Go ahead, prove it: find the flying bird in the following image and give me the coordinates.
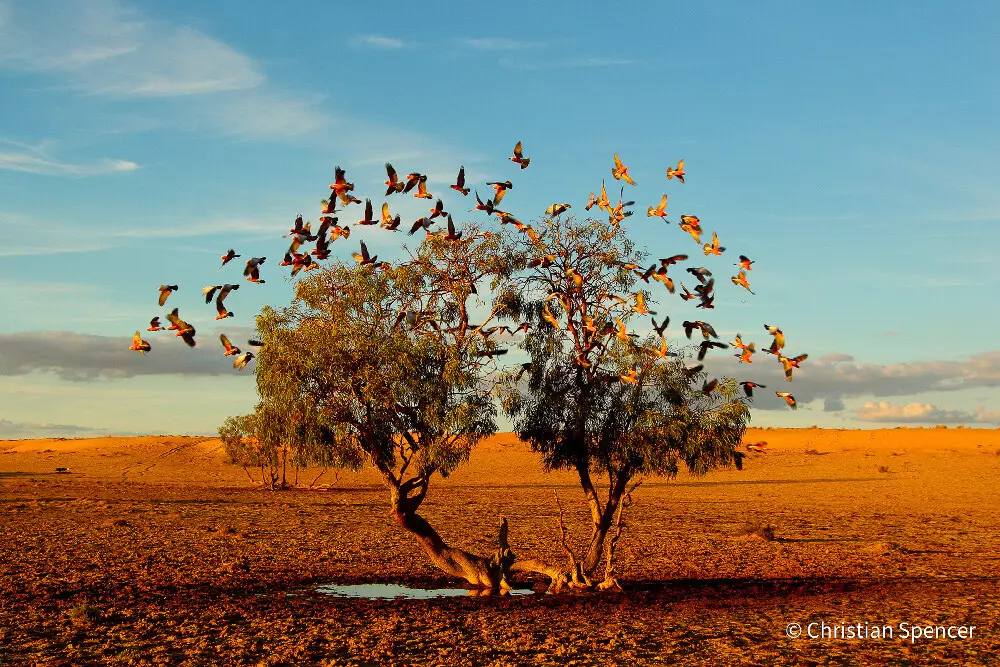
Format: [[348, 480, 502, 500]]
[[444, 214, 462, 241], [702, 231, 725, 256], [779, 353, 808, 381], [384, 163, 405, 195], [380, 202, 401, 230], [651, 315, 670, 336], [202, 285, 223, 304], [233, 351, 255, 371], [472, 191, 497, 215], [157, 285, 178, 307], [666, 159, 685, 183], [403, 172, 424, 194], [659, 254, 688, 268], [686, 266, 712, 285], [165, 308, 196, 347], [737, 255, 754, 271], [682, 364, 704, 381], [648, 335, 677, 360], [647, 194, 668, 219], [545, 203, 571, 216], [510, 141, 530, 169], [429, 198, 448, 220], [147, 317, 164, 332], [632, 291, 655, 315], [409, 217, 432, 236], [244, 257, 266, 283], [776, 391, 797, 409], [414, 176, 433, 200], [698, 340, 728, 361], [476, 349, 509, 359], [352, 241, 378, 266], [451, 166, 470, 195], [220, 249, 240, 267], [764, 324, 785, 350], [358, 199, 377, 225], [129, 331, 151, 354], [683, 320, 719, 339], [739, 381, 766, 399], [330, 167, 358, 205], [679, 215, 702, 243], [611, 153, 636, 186], [214, 283, 239, 320], [732, 271, 754, 294], [619, 368, 640, 385], [219, 333, 241, 357]]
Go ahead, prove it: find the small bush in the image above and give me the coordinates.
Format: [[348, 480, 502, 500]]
[[741, 518, 777, 541], [804, 448, 821, 455], [67, 601, 101, 625], [877, 465, 890, 473]]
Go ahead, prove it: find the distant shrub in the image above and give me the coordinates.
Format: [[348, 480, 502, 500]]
[[877, 465, 890, 473], [804, 448, 821, 455], [67, 601, 101, 625], [741, 517, 777, 541]]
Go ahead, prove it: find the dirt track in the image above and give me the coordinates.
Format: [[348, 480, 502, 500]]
[[2, 428, 998, 665]]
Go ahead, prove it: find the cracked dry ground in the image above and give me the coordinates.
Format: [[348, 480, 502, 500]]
[[1, 428, 999, 665]]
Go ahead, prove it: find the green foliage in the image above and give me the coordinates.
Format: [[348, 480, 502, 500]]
[[221, 228, 519, 483], [500, 214, 750, 480]]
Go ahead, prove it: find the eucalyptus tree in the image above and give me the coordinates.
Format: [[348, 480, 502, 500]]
[[219, 226, 531, 589], [497, 213, 751, 590]]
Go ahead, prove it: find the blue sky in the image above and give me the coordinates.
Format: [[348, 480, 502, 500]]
[[1, 0, 999, 437]]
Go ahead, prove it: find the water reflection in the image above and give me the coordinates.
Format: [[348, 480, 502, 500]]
[[316, 583, 537, 600]]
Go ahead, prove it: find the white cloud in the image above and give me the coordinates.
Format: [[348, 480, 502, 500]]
[[0, 0, 327, 140], [351, 35, 406, 49], [0, 1, 262, 97], [856, 401, 1000, 425]]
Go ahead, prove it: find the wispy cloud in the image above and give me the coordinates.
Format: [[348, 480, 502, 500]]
[[0, 0, 327, 139], [498, 56, 637, 71], [350, 34, 407, 49], [857, 401, 1000, 425], [0, 2, 262, 97], [0, 147, 139, 176], [458, 37, 540, 51]]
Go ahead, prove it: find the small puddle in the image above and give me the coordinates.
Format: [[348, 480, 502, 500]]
[[317, 583, 537, 600]]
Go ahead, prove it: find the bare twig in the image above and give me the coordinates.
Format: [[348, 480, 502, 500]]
[[308, 467, 330, 489], [553, 490, 580, 578]]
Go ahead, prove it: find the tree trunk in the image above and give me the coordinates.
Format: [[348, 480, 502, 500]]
[[382, 472, 504, 590], [578, 468, 631, 576]]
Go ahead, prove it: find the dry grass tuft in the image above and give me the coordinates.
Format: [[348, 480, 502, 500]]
[[740, 517, 777, 541]]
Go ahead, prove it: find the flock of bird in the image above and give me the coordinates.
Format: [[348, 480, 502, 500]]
[[128, 255, 264, 370], [128, 141, 805, 414]]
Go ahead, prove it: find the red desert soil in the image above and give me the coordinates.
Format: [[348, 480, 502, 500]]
[[1, 427, 999, 665]]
